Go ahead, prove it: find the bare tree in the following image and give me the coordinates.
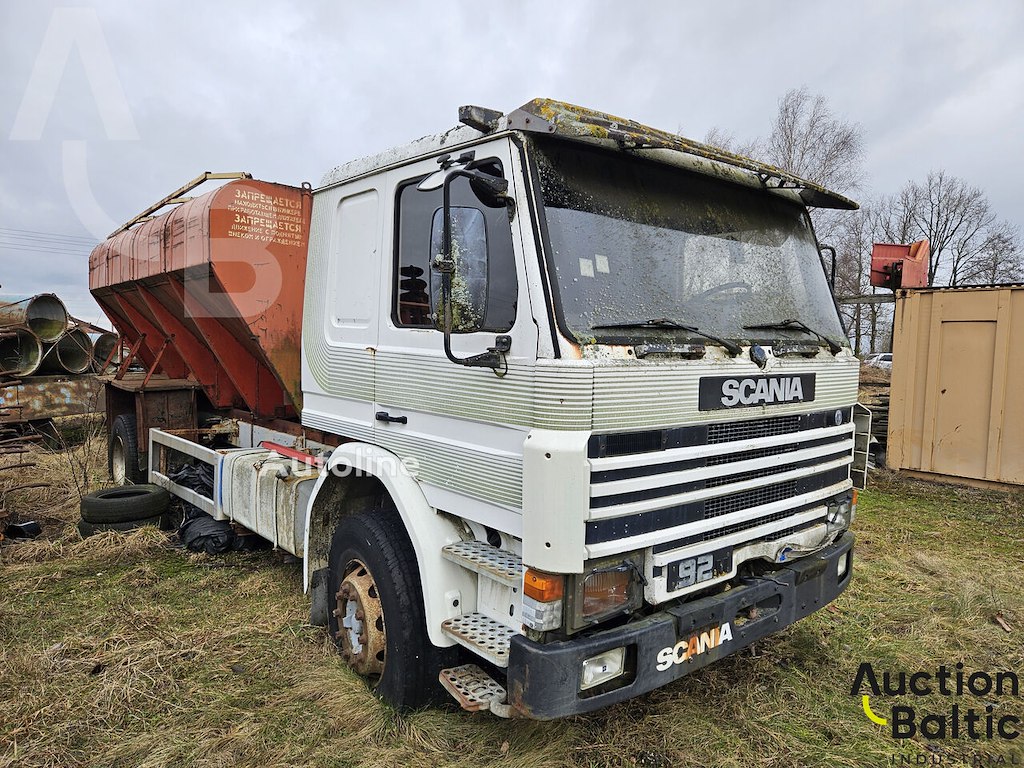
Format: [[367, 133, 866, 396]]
[[700, 87, 870, 344], [701, 87, 864, 196], [701, 126, 761, 159], [763, 87, 865, 196], [701, 87, 866, 251], [967, 224, 1023, 284], [834, 210, 870, 352]]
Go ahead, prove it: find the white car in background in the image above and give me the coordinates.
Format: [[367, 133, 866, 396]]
[[864, 352, 892, 370]]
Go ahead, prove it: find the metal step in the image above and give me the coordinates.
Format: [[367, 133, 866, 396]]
[[441, 539, 523, 587], [439, 664, 507, 712], [441, 612, 516, 667]]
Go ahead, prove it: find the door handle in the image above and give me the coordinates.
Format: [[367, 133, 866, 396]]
[[375, 411, 408, 425]]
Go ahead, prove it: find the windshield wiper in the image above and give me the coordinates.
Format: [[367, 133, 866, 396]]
[[743, 319, 843, 354], [592, 318, 742, 356]]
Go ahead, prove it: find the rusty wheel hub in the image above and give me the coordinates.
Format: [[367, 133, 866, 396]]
[[333, 559, 385, 677]]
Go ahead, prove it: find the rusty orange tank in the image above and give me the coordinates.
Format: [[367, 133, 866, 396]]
[[89, 176, 312, 418]]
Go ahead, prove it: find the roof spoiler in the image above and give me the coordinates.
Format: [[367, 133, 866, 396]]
[[461, 98, 859, 211]]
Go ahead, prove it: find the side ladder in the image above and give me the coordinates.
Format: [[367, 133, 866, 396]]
[[437, 539, 524, 716]]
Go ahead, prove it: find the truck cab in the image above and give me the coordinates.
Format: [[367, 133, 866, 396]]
[[300, 99, 862, 717]]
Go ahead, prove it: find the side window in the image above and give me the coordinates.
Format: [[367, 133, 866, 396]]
[[394, 160, 517, 332]]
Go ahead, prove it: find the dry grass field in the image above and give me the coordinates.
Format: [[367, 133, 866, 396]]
[[1, 433, 1022, 768]]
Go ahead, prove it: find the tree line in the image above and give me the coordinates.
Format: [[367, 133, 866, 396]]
[[703, 87, 1021, 354]]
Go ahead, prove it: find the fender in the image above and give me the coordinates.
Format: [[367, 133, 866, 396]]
[[302, 441, 476, 647]]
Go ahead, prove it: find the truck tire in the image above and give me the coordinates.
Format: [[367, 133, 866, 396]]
[[327, 503, 457, 711], [77, 514, 164, 537], [108, 413, 145, 485], [80, 484, 170, 524]]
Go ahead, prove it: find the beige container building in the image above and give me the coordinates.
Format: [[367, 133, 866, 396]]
[[887, 284, 1024, 489]]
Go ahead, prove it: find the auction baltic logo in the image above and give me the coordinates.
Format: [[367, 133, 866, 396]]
[[852, 662, 1020, 743]]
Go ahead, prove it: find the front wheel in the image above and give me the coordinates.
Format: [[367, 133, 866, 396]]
[[327, 504, 456, 711]]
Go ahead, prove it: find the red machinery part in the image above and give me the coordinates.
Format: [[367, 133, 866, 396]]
[[259, 441, 325, 467], [870, 239, 930, 290]]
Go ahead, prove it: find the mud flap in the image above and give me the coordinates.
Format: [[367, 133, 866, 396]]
[[309, 567, 330, 626]]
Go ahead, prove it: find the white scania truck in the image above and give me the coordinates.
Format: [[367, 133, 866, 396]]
[[89, 98, 867, 719]]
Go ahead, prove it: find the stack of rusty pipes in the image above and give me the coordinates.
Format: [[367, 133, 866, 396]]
[[0, 294, 118, 378]]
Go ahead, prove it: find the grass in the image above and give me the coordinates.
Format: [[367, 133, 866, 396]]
[[1, 443, 1023, 767]]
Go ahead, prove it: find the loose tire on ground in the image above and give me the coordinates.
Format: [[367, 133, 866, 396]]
[[108, 413, 145, 485], [77, 514, 164, 537], [80, 484, 170, 524], [327, 503, 457, 711]]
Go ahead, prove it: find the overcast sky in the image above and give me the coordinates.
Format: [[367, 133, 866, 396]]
[[1, 1, 1021, 325]]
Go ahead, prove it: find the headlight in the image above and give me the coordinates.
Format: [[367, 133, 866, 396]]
[[826, 490, 856, 533], [566, 553, 644, 633], [583, 567, 632, 617]]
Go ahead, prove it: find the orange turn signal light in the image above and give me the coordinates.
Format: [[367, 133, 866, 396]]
[[524, 568, 564, 602]]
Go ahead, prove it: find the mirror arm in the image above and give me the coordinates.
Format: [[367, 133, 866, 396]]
[[819, 244, 837, 290]]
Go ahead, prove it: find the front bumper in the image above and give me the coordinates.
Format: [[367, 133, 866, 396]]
[[506, 532, 854, 719]]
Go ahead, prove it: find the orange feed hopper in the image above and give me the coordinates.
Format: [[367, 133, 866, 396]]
[[89, 178, 312, 418]]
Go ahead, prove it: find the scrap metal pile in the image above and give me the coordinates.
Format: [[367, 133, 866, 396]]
[[1, 293, 116, 433], [0, 293, 119, 378], [0, 293, 120, 540]]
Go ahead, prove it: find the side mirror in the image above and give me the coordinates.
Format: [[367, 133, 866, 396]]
[[432, 168, 509, 369], [430, 206, 487, 333]]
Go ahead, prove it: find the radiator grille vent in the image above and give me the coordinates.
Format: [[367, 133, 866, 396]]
[[707, 415, 802, 445], [703, 480, 798, 519]]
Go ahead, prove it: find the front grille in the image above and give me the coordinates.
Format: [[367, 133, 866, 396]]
[[585, 408, 853, 549]]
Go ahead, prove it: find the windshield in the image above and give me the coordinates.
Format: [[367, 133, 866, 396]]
[[531, 139, 846, 346]]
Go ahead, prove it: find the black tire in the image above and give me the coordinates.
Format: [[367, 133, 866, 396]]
[[78, 514, 163, 537], [108, 413, 145, 484], [80, 484, 170, 524], [327, 503, 457, 711]]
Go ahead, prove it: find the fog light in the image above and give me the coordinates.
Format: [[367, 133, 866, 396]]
[[580, 647, 625, 690], [582, 567, 630, 618], [837, 552, 849, 578]]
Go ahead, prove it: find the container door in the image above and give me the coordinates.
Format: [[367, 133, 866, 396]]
[[374, 137, 536, 532]]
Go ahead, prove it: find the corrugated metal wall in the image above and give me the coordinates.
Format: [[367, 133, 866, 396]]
[[887, 285, 1024, 488]]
